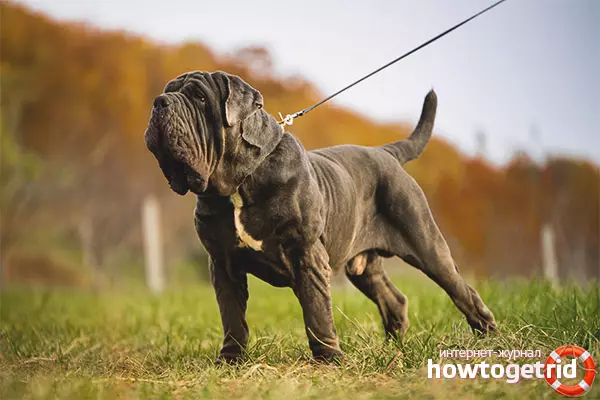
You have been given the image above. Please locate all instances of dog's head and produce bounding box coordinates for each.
[145,71,283,196]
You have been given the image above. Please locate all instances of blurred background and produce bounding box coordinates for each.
[1,0,598,290]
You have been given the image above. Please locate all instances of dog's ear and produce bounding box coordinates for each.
[222,73,264,127]
[208,72,284,195]
[216,72,281,150]
[240,110,282,150]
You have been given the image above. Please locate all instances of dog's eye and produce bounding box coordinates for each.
[256,102,263,109]
[193,86,206,104]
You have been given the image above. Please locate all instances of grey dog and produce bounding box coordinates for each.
[145,71,497,363]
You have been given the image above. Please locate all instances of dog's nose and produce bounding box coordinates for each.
[153,95,171,109]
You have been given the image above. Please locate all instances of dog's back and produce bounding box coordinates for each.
[306,88,436,203]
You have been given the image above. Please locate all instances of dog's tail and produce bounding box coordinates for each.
[383,89,437,164]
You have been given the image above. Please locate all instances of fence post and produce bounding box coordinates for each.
[142,195,165,293]
[541,224,558,286]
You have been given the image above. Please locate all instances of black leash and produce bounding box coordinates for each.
[278,0,508,127]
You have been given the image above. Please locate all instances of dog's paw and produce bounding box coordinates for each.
[466,286,498,336]
[215,353,244,366]
[312,349,344,365]
[469,308,498,336]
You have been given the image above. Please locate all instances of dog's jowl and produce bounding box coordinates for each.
[145,71,497,363]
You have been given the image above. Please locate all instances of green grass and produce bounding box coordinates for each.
[1,271,599,399]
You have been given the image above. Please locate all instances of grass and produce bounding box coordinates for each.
[1,270,599,399]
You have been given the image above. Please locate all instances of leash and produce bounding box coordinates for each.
[277,0,508,128]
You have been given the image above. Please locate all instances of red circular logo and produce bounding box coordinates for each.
[545,345,597,397]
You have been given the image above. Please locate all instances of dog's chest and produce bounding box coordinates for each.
[229,192,263,252]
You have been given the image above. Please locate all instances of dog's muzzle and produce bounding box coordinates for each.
[145,96,208,195]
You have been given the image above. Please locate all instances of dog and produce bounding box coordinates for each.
[145,71,497,363]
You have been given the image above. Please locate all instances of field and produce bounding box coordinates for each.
[1,271,599,399]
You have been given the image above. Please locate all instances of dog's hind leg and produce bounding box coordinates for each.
[382,170,497,334]
[400,246,497,334]
[345,251,409,340]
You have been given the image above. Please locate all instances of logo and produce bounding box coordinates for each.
[429,345,597,396]
[545,345,597,397]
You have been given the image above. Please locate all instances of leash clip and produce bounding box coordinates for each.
[277,112,296,128]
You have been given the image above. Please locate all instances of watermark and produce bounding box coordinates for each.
[544,345,597,397]
[438,348,542,361]
[428,358,576,384]
[428,345,597,397]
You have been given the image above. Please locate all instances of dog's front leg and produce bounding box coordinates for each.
[210,256,249,363]
[290,241,343,362]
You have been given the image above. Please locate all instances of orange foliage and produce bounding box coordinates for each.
[1,3,598,278]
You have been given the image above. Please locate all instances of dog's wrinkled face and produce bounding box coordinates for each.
[145,71,280,196]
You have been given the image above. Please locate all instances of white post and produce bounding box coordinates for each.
[142,195,165,293]
[541,224,558,286]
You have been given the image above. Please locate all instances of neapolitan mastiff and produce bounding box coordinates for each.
[144,71,497,362]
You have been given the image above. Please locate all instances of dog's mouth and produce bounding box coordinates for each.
[159,156,208,196]
[183,163,209,195]
[145,109,209,196]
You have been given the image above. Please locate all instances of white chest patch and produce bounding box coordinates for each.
[230,192,263,251]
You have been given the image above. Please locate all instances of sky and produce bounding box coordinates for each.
[16,0,600,164]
